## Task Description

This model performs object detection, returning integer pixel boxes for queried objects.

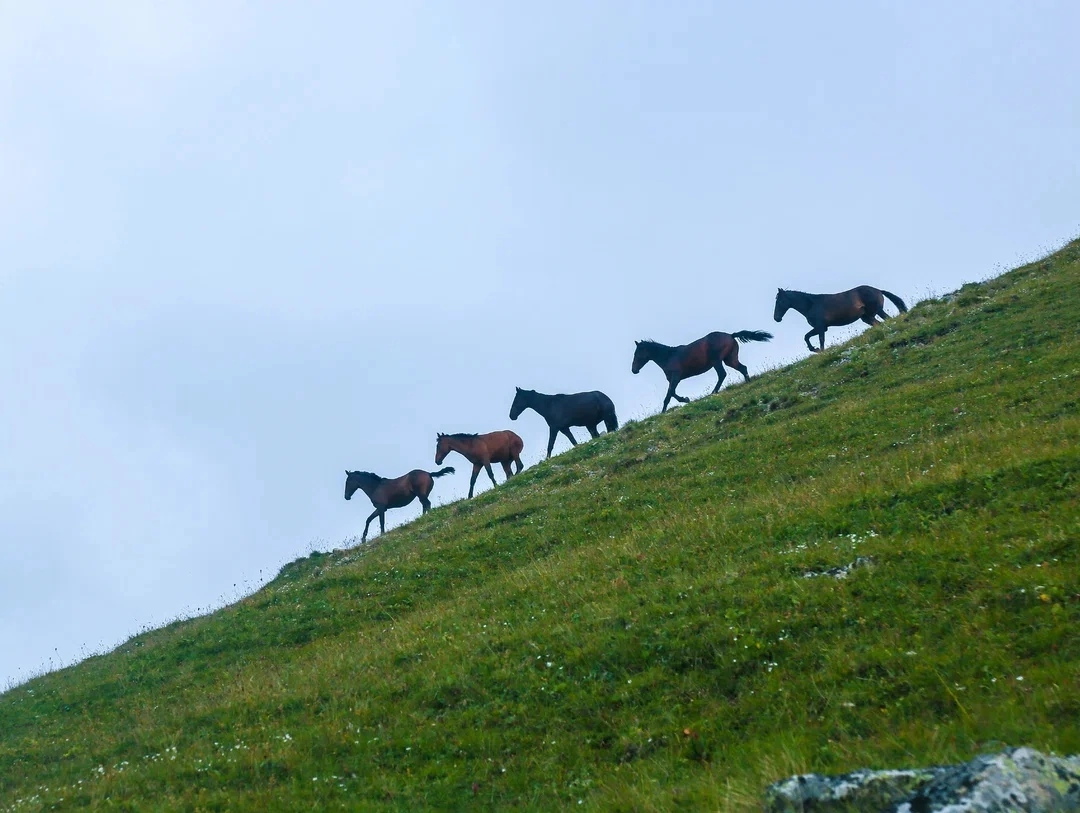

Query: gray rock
[764,747,1080,812]
[802,556,875,579]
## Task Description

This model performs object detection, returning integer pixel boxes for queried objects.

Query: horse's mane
[637,338,672,351]
[438,432,479,440]
[349,470,384,483]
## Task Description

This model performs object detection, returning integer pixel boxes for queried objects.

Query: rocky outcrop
[764,747,1080,812]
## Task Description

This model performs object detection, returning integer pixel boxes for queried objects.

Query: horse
[435,431,524,498]
[632,330,773,412]
[774,286,908,352]
[509,387,618,459]
[344,467,455,542]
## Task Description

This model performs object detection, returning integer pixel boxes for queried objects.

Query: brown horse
[344,467,454,542]
[774,286,908,352]
[632,330,773,412]
[435,431,524,498]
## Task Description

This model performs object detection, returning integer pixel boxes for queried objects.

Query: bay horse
[774,286,908,352]
[509,387,618,459]
[632,330,773,412]
[435,431,524,498]
[344,467,454,542]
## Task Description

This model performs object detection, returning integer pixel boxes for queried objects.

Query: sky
[1,0,1077,688]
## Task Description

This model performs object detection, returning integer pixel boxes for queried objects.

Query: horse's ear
[777,287,782,293]
[515,386,521,392]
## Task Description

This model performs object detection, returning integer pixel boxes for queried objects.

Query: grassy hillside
[3,240,1079,811]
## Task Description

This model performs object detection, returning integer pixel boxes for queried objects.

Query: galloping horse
[774,286,908,352]
[344,467,455,542]
[509,387,618,459]
[435,431,524,498]
[632,330,773,412]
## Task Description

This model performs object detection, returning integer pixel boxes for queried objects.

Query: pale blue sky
[1,1,1077,687]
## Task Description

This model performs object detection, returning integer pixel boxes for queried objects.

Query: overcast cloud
[1,1,1077,688]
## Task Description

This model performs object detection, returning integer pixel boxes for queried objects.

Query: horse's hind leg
[561,428,579,446]
[500,461,513,480]
[512,454,523,474]
[420,496,431,513]
[586,424,600,439]
[724,350,750,383]
[711,365,728,393]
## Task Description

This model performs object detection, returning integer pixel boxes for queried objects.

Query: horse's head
[509,387,529,420]
[631,340,651,374]
[344,470,366,501]
[435,433,450,465]
[773,289,791,323]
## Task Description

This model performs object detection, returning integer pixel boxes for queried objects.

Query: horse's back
[548,390,614,424]
[406,469,434,488]
[854,285,885,302]
[587,390,617,418]
[484,429,524,457]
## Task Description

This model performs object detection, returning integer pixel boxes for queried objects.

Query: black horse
[344,467,454,542]
[774,286,908,352]
[509,387,618,458]
[632,330,772,412]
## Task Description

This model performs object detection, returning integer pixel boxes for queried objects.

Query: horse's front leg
[561,428,579,446]
[546,426,559,458]
[484,462,498,488]
[362,508,380,542]
[468,463,481,498]
[379,511,386,535]
[804,328,821,352]
[666,378,689,408]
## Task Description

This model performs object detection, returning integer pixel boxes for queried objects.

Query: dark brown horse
[435,431,524,498]
[509,387,618,458]
[344,467,454,542]
[632,330,772,412]
[774,286,908,352]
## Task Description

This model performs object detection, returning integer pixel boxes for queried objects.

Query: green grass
[3,239,1079,811]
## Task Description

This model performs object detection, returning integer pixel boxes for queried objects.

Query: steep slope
[2,240,1079,811]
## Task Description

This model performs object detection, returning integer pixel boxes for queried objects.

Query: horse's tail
[430,467,455,478]
[602,394,619,432]
[605,409,619,433]
[732,330,773,343]
[881,290,908,314]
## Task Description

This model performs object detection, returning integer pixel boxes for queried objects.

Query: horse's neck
[357,475,383,496]
[525,392,556,416]
[649,343,676,365]
[787,291,817,314]
[639,342,675,367]
[448,436,477,455]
